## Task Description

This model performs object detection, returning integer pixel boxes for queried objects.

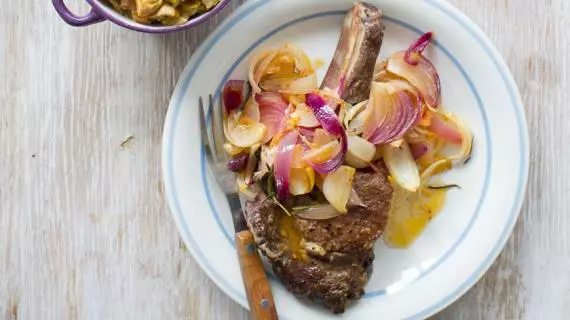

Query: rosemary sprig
[272,196,292,216]
[427,184,461,190]
[260,164,292,216]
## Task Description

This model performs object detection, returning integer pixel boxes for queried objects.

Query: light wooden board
[0,0,568,319]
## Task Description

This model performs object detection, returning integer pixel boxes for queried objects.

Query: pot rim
[86,0,232,33]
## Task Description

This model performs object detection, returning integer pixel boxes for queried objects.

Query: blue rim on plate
[162,0,529,318]
[203,12,492,298]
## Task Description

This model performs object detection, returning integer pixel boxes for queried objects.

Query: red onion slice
[274,130,299,201]
[223,80,250,114]
[405,32,433,66]
[256,92,289,142]
[386,51,441,109]
[305,93,344,136]
[227,153,249,172]
[429,114,463,144]
[364,82,423,145]
[304,93,348,174]
[409,143,429,159]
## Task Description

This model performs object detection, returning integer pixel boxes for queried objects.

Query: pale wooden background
[0,0,568,319]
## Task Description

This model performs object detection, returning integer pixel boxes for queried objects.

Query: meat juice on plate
[279,214,309,262]
[384,185,447,248]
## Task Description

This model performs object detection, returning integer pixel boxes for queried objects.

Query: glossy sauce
[279,213,309,262]
[384,185,447,248]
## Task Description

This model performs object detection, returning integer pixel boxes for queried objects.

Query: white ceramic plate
[162,0,529,319]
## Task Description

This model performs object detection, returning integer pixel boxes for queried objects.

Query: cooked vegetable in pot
[102,0,221,26]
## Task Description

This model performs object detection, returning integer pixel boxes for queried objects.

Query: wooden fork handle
[235,230,278,320]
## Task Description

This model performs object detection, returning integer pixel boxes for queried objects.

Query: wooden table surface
[1,0,568,319]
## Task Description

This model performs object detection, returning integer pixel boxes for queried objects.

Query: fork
[199,95,278,320]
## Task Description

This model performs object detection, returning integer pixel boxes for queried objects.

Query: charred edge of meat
[321,2,385,105]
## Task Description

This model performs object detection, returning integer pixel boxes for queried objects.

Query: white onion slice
[261,73,318,95]
[223,111,267,148]
[322,166,356,213]
[419,158,453,190]
[345,135,376,169]
[248,44,316,94]
[223,143,245,156]
[436,114,473,164]
[343,100,368,135]
[382,141,420,192]
[249,49,279,93]
[290,103,320,128]
[289,167,315,196]
[242,96,260,122]
[294,204,343,220]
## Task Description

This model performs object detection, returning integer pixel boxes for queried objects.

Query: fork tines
[200,95,225,166]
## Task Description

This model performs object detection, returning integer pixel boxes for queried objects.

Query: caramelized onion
[405,32,434,66]
[249,44,316,94]
[244,144,261,185]
[363,82,422,145]
[256,92,289,143]
[290,103,320,128]
[302,140,341,164]
[386,51,441,109]
[249,50,279,93]
[289,167,315,196]
[382,141,421,192]
[223,112,267,148]
[304,93,348,174]
[262,73,318,95]
[322,165,356,213]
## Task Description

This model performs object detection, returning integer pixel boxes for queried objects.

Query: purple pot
[52,0,232,33]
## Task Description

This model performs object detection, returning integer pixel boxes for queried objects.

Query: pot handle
[52,0,106,27]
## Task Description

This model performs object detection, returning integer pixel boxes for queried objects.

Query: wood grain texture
[0,0,567,319]
[235,231,277,320]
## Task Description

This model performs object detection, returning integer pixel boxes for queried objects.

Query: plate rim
[162,0,529,318]
[199,10,496,301]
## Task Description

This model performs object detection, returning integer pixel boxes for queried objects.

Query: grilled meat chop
[246,171,392,313]
[244,2,390,314]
